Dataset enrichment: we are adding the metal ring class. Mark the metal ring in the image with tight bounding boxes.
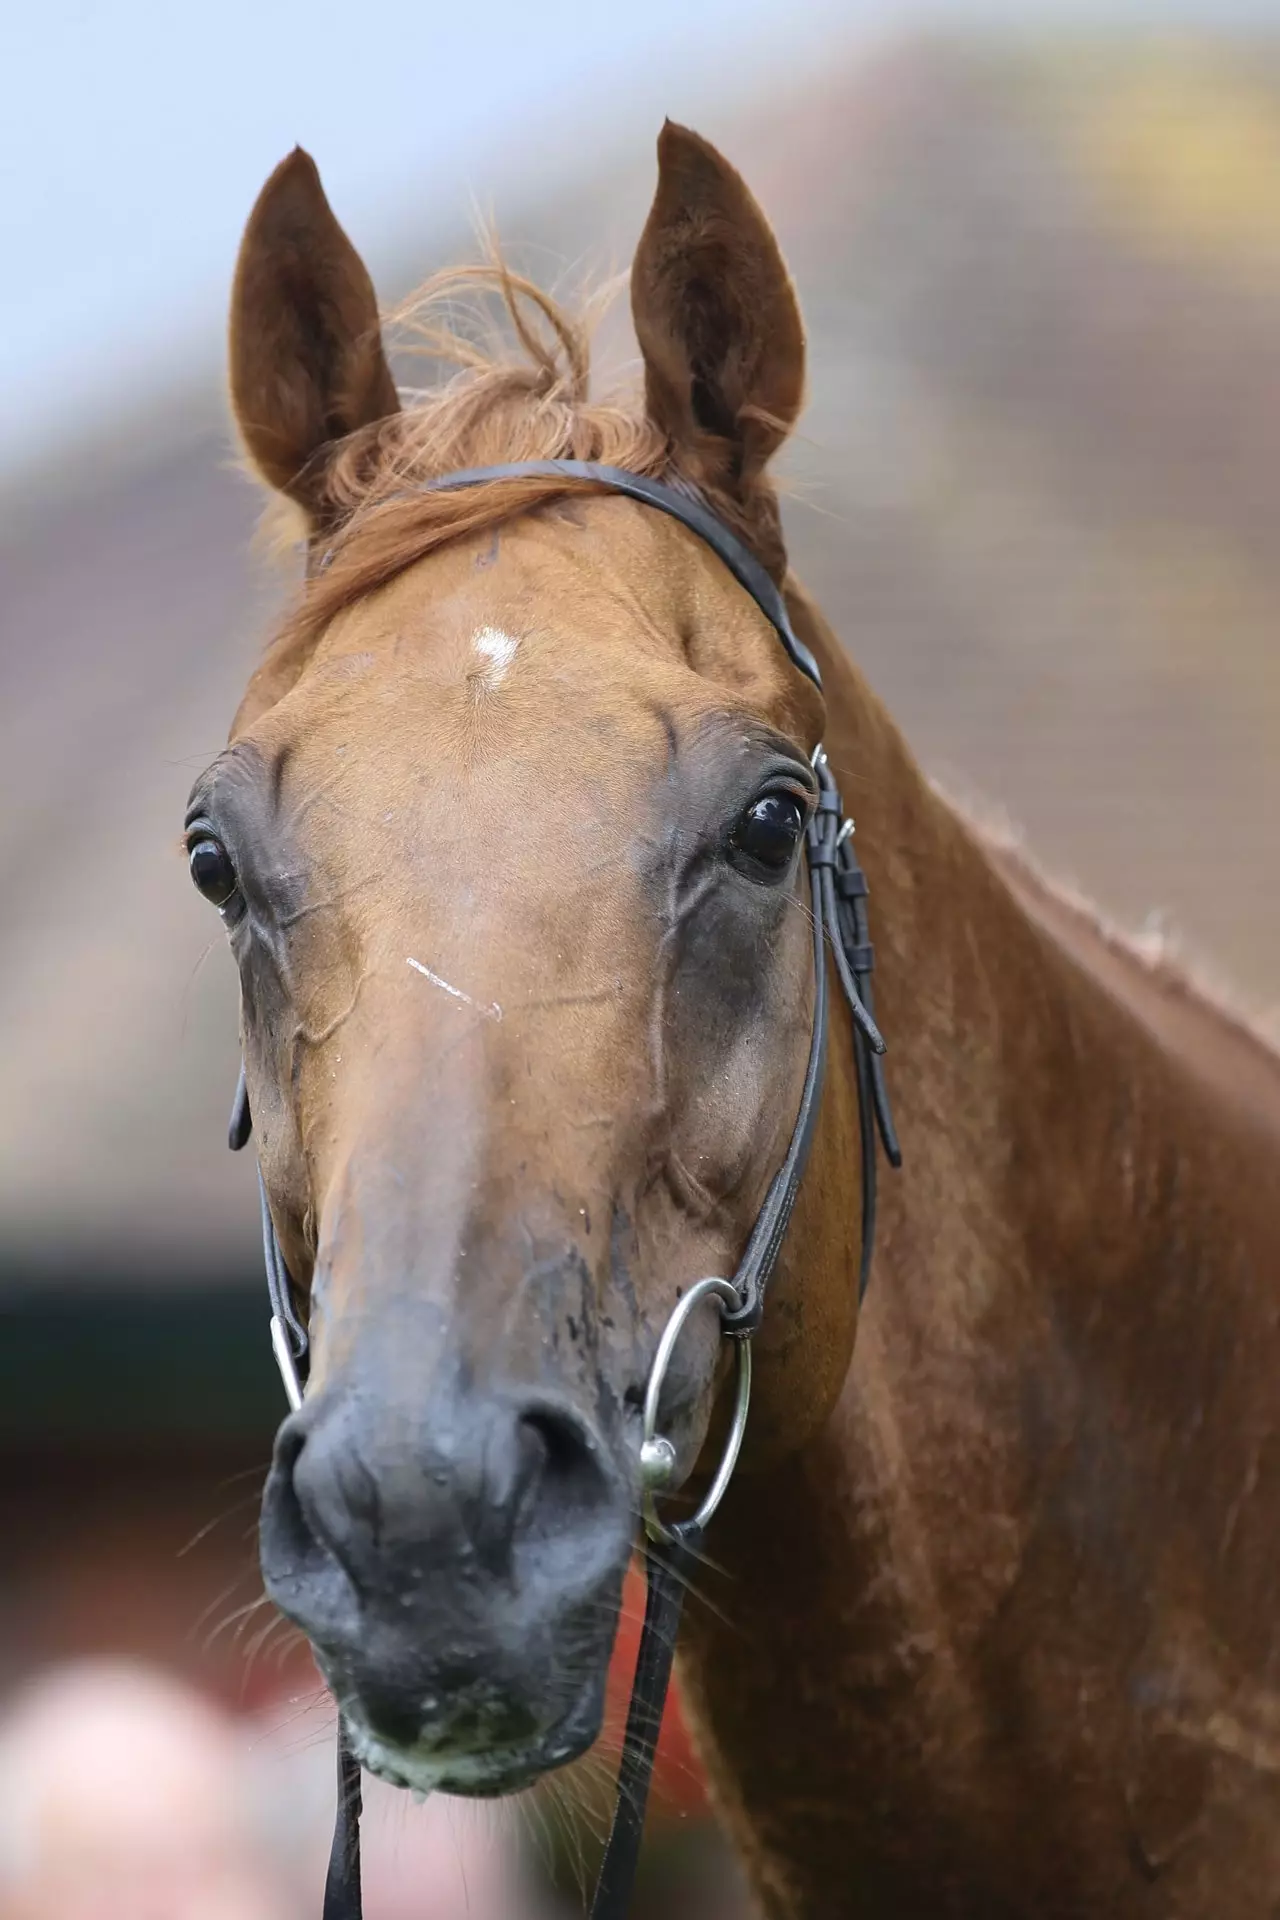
[640,1276,753,1545]
[270,1314,304,1413]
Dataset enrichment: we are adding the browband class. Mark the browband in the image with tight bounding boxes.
[320,460,824,692]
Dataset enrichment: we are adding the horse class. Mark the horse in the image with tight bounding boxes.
[188,123,1280,1917]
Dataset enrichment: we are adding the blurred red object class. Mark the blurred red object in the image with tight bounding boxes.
[602,1561,706,1817]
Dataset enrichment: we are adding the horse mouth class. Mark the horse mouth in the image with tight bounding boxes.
[342,1686,604,1799]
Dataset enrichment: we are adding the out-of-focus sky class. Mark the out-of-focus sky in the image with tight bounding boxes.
[2,0,1269,475]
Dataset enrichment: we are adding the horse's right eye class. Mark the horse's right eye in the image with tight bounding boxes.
[188,836,238,907]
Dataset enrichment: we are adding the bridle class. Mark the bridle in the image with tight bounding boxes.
[224,461,901,1918]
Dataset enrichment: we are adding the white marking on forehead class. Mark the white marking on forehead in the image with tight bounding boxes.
[406,956,502,1021]
[472,624,518,688]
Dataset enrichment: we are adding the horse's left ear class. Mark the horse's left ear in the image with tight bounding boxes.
[631,122,805,500]
[229,148,400,521]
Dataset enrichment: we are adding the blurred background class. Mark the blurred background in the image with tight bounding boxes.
[4,0,1280,1912]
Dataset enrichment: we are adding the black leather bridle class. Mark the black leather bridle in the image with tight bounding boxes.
[225,461,900,1918]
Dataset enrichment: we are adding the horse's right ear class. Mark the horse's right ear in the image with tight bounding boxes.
[229,149,399,520]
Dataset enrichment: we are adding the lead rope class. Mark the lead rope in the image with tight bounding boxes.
[223,461,900,1918]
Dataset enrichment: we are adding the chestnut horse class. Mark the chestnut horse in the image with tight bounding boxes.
[190,125,1280,1916]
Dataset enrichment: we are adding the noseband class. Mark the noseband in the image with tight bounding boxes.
[225,461,901,1918]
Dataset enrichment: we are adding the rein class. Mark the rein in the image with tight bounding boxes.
[225,461,900,1917]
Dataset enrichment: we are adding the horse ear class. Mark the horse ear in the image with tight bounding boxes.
[631,122,805,497]
[229,148,399,519]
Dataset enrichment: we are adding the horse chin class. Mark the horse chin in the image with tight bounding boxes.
[342,1677,606,1800]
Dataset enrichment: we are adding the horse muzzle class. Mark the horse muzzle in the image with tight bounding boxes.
[259,1374,633,1791]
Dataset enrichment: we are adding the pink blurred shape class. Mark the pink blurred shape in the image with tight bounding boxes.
[0,1660,289,1920]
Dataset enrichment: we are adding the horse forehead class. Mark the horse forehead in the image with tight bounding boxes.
[314,499,747,685]
[255,504,782,851]
[272,564,699,799]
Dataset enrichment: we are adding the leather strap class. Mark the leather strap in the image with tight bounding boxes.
[322,1732,363,1920]
[228,1062,252,1150]
[719,843,829,1335]
[260,1165,308,1361]
[319,461,823,691]
[588,1530,699,1919]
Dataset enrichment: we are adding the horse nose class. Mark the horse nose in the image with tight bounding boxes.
[258,1382,628,1745]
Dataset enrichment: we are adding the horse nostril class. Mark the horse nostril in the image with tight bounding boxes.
[262,1417,319,1564]
[511,1416,549,1522]
[262,1389,628,1662]
[517,1403,613,1537]
[260,1408,366,1621]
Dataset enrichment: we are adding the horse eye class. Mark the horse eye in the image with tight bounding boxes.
[188,835,238,907]
[731,793,805,875]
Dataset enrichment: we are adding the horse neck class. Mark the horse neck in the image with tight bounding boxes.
[674,583,1280,1914]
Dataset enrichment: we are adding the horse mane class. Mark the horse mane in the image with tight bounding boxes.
[941,780,1280,1133]
[256,257,778,693]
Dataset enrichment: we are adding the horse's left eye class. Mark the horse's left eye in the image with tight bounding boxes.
[731,793,805,875]
[188,835,238,907]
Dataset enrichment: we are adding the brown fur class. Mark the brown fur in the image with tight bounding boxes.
[214,125,1280,1917]
[679,583,1280,1915]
